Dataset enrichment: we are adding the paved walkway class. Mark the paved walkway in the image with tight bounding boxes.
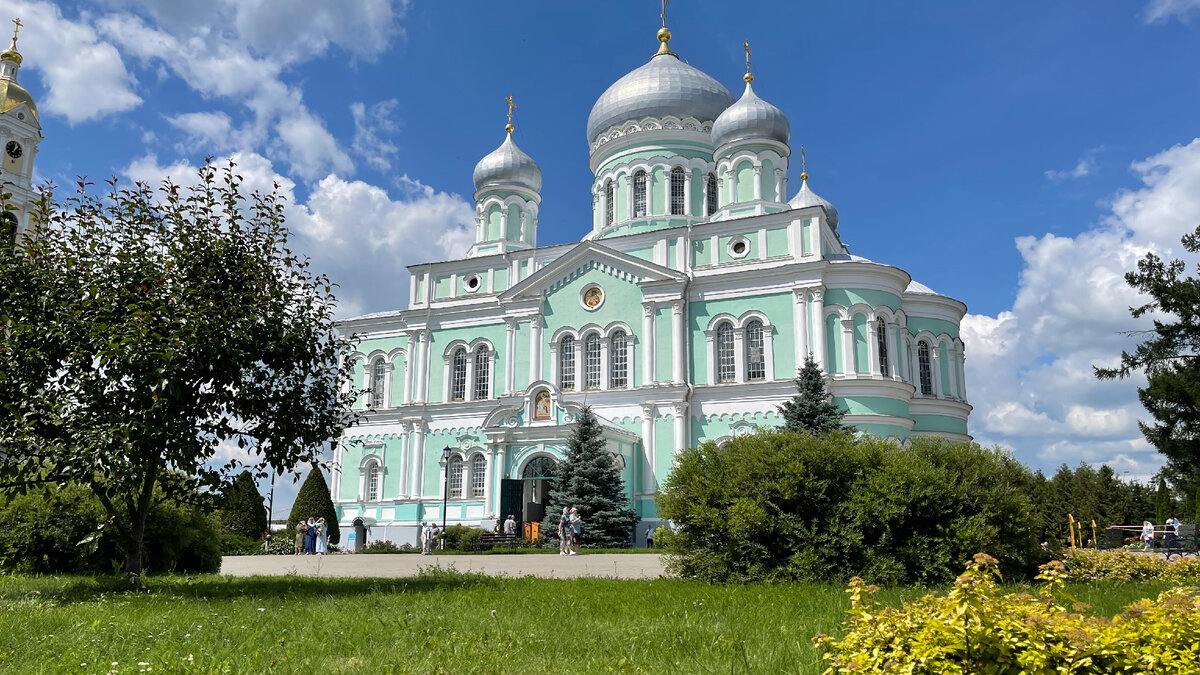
[220,553,668,579]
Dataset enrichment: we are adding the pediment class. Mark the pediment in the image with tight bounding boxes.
[499,241,685,302]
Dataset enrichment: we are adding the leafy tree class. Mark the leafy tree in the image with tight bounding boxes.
[1096,222,1200,497]
[0,162,360,576]
[543,406,638,548]
[778,356,846,434]
[287,467,339,545]
[220,470,268,540]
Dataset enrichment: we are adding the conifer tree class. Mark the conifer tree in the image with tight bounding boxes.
[779,356,847,434]
[220,470,268,540]
[288,467,339,545]
[543,406,638,548]
[1155,475,1171,527]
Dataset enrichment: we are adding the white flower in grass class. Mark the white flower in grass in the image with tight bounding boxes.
[258,608,265,612]
[187,654,194,663]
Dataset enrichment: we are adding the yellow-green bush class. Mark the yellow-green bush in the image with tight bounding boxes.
[1061,548,1200,583]
[816,554,1200,674]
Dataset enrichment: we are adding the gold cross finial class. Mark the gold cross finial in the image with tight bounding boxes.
[800,145,808,181]
[661,0,669,28]
[743,40,753,83]
[10,18,21,45]
[505,94,516,133]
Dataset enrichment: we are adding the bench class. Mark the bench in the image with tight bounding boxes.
[472,533,519,550]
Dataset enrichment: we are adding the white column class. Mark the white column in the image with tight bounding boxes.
[683,171,693,216]
[774,169,785,202]
[931,348,944,398]
[528,314,543,383]
[733,328,746,384]
[460,461,471,502]
[910,341,920,391]
[671,300,685,385]
[464,350,476,402]
[841,319,855,375]
[420,330,432,402]
[504,319,516,394]
[641,303,655,386]
[671,403,689,457]
[885,322,899,378]
[958,350,968,400]
[793,289,809,371]
[402,337,416,404]
[499,209,509,241]
[811,289,826,373]
[441,352,452,403]
[398,422,412,497]
[729,170,739,204]
[483,446,495,515]
[411,421,426,498]
[641,403,656,492]
[752,165,763,201]
[866,319,880,376]
[621,174,632,221]
[332,441,343,502]
[495,446,507,506]
[599,337,610,390]
[412,332,426,402]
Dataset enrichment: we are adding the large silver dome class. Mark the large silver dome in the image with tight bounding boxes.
[711,81,789,150]
[473,132,542,193]
[587,53,735,145]
[789,178,839,230]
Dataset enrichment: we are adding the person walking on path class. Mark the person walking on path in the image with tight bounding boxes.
[503,514,516,536]
[645,526,654,549]
[420,522,431,555]
[305,517,318,554]
[1141,521,1155,548]
[315,517,328,555]
[294,522,306,555]
[568,507,582,555]
[557,507,570,555]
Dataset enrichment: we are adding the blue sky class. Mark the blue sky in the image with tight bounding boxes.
[9,0,1200,508]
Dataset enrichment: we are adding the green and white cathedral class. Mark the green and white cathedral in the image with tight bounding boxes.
[334,25,971,549]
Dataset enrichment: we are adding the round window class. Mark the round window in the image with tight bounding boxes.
[580,284,605,311]
[464,274,481,292]
[728,237,750,259]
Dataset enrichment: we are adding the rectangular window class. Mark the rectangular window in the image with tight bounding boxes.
[451,349,467,401]
[609,331,628,388]
[448,458,463,498]
[367,464,380,502]
[918,343,934,396]
[605,181,615,226]
[471,456,486,498]
[746,322,765,381]
[633,172,647,217]
[474,348,490,400]
[370,360,386,408]
[717,324,736,383]
[585,335,601,389]
[670,168,685,216]
[559,337,576,391]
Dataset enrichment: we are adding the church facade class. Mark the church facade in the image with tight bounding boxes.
[334,24,971,548]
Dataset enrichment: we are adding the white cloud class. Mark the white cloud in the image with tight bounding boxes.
[121,152,474,318]
[0,0,141,124]
[1143,0,1200,23]
[964,138,1200,476]
[167,111,233,147]
[351,100,400,172]
[1045,157,1095,182]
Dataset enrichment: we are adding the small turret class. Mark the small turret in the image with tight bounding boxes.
[468,95,541,258]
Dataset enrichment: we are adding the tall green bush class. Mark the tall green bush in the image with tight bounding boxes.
[657,431,1042,584]
[287,467,339,545]
[219,470,268,540]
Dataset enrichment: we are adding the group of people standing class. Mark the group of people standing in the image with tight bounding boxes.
[556,506,582,555]
[419,521,441,555]
[1141,518,1185,548]
[295,517,328,555]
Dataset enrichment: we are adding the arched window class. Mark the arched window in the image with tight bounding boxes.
[716,322,736,383]
[670,166,686,215]
[474,347,490,400]
[584,333,601,389]
[559,335,576,391]
[451,347,468,401]
[604,179,614,226]
[633,170,647,217]
[877,318,889,376]
[609,330,628,388]
[918,340,934,396]
[706,172,718,215]
[471,455,486,498]
[447,456,463,498]
[366,461,381,502]
[369,358,386,409]
[745,320,765,381]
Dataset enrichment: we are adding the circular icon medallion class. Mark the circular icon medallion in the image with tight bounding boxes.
[581,285,604,310]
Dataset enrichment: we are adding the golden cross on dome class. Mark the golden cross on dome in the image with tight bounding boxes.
[505,94,516,133]
[800,144,809,181]
[661,0,669,28]
[743,40,753,83]
[11,17,21,44]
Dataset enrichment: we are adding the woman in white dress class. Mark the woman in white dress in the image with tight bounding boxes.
[315,517,328,554]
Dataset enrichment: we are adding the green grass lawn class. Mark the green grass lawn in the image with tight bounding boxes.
[0,572,1175,674]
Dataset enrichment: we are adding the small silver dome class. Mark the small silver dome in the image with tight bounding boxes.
[587,54,735,146]
[711,81,789,150]
[788,178,839,230]
[472,132,542,193]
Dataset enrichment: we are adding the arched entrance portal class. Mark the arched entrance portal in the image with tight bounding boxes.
[500,455,558,535]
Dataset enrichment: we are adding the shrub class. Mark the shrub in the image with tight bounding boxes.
[265,536,295,555]
[443,525,483,550]
[361,539,402,554]
[0,485,120,574]
[141,502,222,574]
[657,431,1043,584]
[1061,548,1200,582]
[219,470,268,540]
[816,554,1200,674]
[220,533,263,556]
[287,468,339,545]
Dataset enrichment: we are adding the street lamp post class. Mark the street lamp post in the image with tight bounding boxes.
[441,446,453,549]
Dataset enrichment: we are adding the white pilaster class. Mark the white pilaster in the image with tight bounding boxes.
[671,300,685,384]
[642,303,656,386]
[464,350,476,402]
[599,337,610,390]
[402,336,416,404]
[671,403,689,456]
[504,319,516,394]
[931,348,944,398]
[641,403,656,492]
[398,423,412,497]
[752,165,762,201]
[958,350,968,401]
[841,319,855,375]
[411,421,426,498]
[774,169,785,202]
[811,289,826,373]
[683,171,692,216]
[793,289,809,372]
[733,328,746,384]
[529,314,543,383]
[483,445,496,516]
[885,322,899,378]
[866,319,880,376]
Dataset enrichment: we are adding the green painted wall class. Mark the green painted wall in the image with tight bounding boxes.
[627,246,654,262]
[654,416,674,486]
[853,313,869,373]
[594,146,714,176]
[825,314,843,374]
[487,204,502,241]
[939,342,951,394]
[692,237,712,266]
[688,292,794,383]
[736,160,755,202]
[543,266,647,386]
[615,173,629,220]
[907,317,959,339]
[801,219,812,256]
[690,167,704,216]
[912,414,969,436]
[824,288,902,311]
[426,323,507,402]
[654,306,672,383]
[836,396,911,418]
[506,204,522,241]
[434,276,452,300]
[717,232,758,263]
[495,267,509,291]
[761,158,775,199]
[766,227,788,257]
[652,167,667,215]
[514,321,530,390]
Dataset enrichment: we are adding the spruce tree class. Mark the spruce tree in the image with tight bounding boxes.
[779,356,847,434]
[1155,475,1170,527]
[220,470,268,540]
[287,467,340,545]
[543,406,639,547]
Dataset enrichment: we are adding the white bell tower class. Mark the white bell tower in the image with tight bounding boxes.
[0,17,43,246]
